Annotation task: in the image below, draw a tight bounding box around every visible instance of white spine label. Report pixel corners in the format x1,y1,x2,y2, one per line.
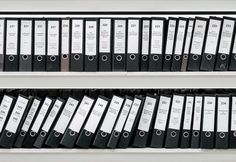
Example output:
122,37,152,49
99,19,111,53
165,19,177,55
217,97,229,132
61,19,70,54
0,95,13,133
127,19,140,54
47,20,59,56
142,20,150,55
231,97,236,130
71,19,83,54
184,20,194,54
85,20,97,56
183,96,194,130
6,20,18,55
20,20,32,55
0,20,5,55
193,96,203,130
34,20,46,55
202,96,216,132
151,19,164,54
114,20,126,54
174,19,187,55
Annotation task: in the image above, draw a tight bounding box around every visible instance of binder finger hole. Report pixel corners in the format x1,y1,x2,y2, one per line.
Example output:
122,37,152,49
156,130,162,136
234,55,236,60
153,55,159,61
101,131,107,137
183,131,189,138
85,131,91,137
8,55,14,62
37,56,43,62
20,131,26,137
74,54,80,60
130,54,136,60
114,131,119,137
62,54,68,59
183,55,188,59
30,131,36,137
88,56,94,61
54,131,60,137
69,130,76,136
165,55,171,61
50,55,56,62
206,54,212,60
219,132,225,138
116,55,122,62
22,55,28,60
139,131,145,137
174,55,181,60
220,54,227,60
142,55,148,61
171,131,177,137
205,131,211,138
193,131,199,137
123,132,129,138
6,132,12,137
233,131,236,137
40,131,46,137
193,55,198,60
102,55,108,61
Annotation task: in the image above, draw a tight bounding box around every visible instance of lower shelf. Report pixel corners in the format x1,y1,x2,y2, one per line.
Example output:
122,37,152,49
0,148,235,162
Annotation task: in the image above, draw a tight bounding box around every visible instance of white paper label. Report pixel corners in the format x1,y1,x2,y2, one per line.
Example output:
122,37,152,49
231,97,236,130
204,19,221,55
174,19,187,55
0,20,5,55
165,19,177,55
84,97,108,133
61,19,70,54
47,20,59,56
168,95,185,130
233,33,236,54
42,99,63,132
99,19,111,53
141,20,150,55
217,97,229,132
6,20,18,55
127,19,140,54
0,95,13,133
193,96,203,130
69,96,94,133
100,96,124,133
138,96,157,132
154,96,171,131
114,20,126,54
21,98,41,132
190,19,207,55
151,19,164,54
5,96,29,133
20,20,32,55
30,98,53,133
184,20,194,54
54,97,79,134
71,19,83,54
218,19,235,55
34,20,46,55
202,96,216,132
85,20,97,56
114,98,133,132
183,96,194,130
124,98,142,132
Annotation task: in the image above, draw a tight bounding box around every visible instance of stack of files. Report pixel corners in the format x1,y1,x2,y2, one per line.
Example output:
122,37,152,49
0,15,236,72
0,88,235,149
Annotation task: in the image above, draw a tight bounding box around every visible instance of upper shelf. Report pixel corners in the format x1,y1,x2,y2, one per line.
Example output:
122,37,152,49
0,0,236,12
0,72,235,89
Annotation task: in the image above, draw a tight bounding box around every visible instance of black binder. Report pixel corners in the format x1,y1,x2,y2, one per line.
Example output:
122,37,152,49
98,18,112,71
165,94,185,148
70,18,84,71
76,96,110,148
150,95,171,148
149,17,166,71
0,19,5,71
126,18,141,71
4,18,19,71
112,18,127,71
187,17,208,71
200,17,222,71
230,96,236,148
46,18,60,71
84,18,98,72
163,17,178,71
171,17,188,71
33,19,46,71
215,17,235,71
19,18,33,71
200,95,216,149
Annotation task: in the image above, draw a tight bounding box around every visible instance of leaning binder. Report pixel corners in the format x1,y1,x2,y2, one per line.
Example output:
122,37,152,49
70,18,84,71
84,18,98,72
98,18,112,71
46,18,60,71
200,17,222,71
149,17,165,71
5,18,19,71
33,19,46,71
230,96,236,148
187,17,208,71
216,17,235,71
0,19,5,71
19,18,33,71
163,17,178,71
112,19,127,71
126,18,141,71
